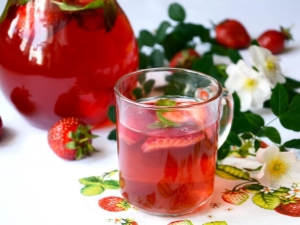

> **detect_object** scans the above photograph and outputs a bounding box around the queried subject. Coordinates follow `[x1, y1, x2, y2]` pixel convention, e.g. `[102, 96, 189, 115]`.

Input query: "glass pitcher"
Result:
[0, 0, 138, 129]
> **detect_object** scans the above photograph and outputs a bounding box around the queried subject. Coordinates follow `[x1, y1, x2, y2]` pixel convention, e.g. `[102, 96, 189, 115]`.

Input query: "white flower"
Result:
[260, 187, 274, 194]
[288, 183, 300, 198]
[256, 145, 300, 189]
[249, 45, 286, 87]
[225, 60, 271, 111]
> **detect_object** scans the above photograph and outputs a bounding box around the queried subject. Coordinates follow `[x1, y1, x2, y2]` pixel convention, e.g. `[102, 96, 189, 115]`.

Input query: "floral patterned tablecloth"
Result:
[77, 155, 300, 225]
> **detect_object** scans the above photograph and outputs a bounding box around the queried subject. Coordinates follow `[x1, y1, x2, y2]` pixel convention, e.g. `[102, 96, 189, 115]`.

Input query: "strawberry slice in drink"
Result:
[141, 127, 205, 152]
[117, 123, 143, 145]
[161, 110, 190, 124]
[160, 106, 209, 127]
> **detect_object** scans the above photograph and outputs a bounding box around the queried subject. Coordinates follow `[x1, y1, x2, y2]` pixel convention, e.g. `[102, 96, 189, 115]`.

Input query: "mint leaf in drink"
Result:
[156, 111, 179, 127]
[147, 98, 181, 128]
[155, 98, 177, 107]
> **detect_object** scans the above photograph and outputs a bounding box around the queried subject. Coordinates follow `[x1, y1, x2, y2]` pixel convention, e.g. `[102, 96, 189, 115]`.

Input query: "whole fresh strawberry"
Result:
[98, 196, 131, 212]
[274, 197, 300, 217]
[222, 190, 249, 205]
[215, 19, 251, 49]
[48, 117, 98, 160]
[257, 27, 292, 54]
[169, 49, 201, 69]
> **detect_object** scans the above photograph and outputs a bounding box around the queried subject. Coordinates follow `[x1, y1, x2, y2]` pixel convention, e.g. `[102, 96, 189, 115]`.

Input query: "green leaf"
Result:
[226, 131, 242, 146]
[139, 52, 149, 69]
[244, 113, 265, 127]
[191, 54, 214, 75]
[217, 144, 231, 160]
[52, 0, 104, 11]
[273, 187, 291, 196]
[143, 79, 155, 95]
[216, 165, 251, 180]
[270, 83, 289, 116]
[162, 32, 187, 60]
[156, 112, 179, 127]
[233, 112, 264, 133]
[137, 73, 146, 85]
[232, 92, 241, 116]
[250, 40, 260, 46]
[289, 94, 300, 113]
[79, 176, 102, 185]
[168, 3, 186, 22]
[279, 112, 300, 131]
[190, 24, 211, 43]
[284, 77, 300, 89]
[172, 23, 197, 43]
[107, 105, 116, 123]
[156, 21, 171, 44]
[227, 48, 242, 63]
[284, 139, 300, 149]
[139, 30, 156, 47]
[240, 132, 253, 140]
[101, 180, 120, 190]
[254, 139, 260, 151]
[132, 87, 143, 99]
[242, 184, 263, 194]
[209, 43, 228, 56]
[264, 126, 281, 144]
[252, 192, 281, 210]
[107, 129, 117, 141]
[149, 49, 165, 67]
[80, 184, 105, 196]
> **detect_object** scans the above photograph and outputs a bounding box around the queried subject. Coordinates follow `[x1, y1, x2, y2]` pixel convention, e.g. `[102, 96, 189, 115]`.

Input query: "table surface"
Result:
[0, 1, 300, 225]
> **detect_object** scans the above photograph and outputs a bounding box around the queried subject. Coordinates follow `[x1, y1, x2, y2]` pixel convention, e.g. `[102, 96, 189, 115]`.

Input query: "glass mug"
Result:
[114, 68, 233, 216]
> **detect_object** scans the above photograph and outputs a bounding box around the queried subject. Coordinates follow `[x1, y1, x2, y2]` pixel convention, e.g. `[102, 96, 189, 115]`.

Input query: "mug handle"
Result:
[218, 88, 234, 148]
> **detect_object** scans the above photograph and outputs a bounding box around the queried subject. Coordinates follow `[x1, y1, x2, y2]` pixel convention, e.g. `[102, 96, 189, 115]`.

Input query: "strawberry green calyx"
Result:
[149, 98, 181, 128]
[280, 26, 293, 41]
[66, 124, 98, 160]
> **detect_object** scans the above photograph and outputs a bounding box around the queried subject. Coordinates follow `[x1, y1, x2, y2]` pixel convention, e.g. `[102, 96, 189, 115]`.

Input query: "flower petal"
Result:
[256, 164, 271, 187]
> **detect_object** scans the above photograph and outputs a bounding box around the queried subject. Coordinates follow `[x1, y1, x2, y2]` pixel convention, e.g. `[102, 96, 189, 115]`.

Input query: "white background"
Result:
[0, 1, 300, 225]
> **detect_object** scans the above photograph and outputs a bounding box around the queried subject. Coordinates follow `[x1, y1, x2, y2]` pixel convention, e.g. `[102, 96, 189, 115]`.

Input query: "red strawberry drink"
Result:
[0, 0, 138, 129]
[115, 68, 233, 216]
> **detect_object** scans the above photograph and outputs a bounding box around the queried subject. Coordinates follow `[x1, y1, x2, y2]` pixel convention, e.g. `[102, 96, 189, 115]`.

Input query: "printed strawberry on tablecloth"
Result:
[77, 151, 300, 225]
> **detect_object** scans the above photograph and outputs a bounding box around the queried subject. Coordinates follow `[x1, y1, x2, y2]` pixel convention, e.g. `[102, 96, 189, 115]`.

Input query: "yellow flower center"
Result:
[267, 157, 289, 179]
[266, 57, 278, 73]
[244, 78, 258, 90]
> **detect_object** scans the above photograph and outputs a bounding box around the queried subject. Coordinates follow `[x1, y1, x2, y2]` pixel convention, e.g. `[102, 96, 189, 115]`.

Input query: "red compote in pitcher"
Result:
[0, 0, 138, 129]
